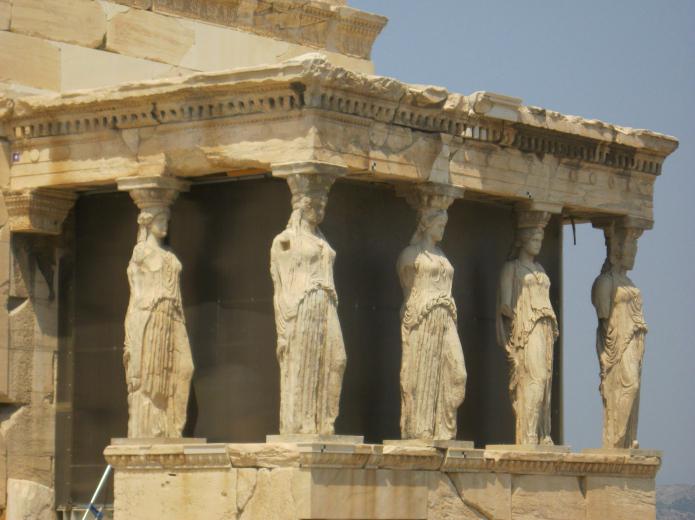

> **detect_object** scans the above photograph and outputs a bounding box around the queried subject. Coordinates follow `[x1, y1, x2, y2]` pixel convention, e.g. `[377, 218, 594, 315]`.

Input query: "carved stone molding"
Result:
[104, 442, 662, 478]
[9, 58, 675, 177]
[2, 188, 77, 235]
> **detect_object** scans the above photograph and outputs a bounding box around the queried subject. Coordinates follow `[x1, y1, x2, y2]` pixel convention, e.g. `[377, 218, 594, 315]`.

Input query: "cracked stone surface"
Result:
[428, 473, 486, 520]
[450, 472, 512, 520]
[236, 468, 257, 514]
[239, 468, 299, 520]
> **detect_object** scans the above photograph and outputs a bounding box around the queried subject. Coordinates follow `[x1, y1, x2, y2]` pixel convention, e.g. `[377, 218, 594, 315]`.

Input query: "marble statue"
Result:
[592, 223, 647, 449]
[123, 189, 194, 438]
[270, 173, 346, 435]
[496, 210, 559, 445]
[397, 188, 467, 440]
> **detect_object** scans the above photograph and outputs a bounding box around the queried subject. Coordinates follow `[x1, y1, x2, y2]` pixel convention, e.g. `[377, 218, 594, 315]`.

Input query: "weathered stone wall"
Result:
[0, 133, 10, 516]
[0, 0, 377, 95]
[0, 230, 67, 519]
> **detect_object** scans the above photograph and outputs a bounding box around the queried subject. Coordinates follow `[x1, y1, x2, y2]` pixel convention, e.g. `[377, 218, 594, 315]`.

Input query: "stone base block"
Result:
[104, 442, 661, 520]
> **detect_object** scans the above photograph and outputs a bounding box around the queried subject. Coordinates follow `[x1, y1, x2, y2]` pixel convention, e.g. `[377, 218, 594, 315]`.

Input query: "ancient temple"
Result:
[0, 1, 678, 519]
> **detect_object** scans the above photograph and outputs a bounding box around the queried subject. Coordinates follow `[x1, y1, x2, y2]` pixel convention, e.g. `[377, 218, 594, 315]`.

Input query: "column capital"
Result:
[516, 200, 563, 215]
[271, 161, 348, 179]
[2, 188, 77, 235]
[117, 176, 190, 210]
[397, 182, 464, 212]
[514, 207, 553, 230]
[592, 215, 653, 232]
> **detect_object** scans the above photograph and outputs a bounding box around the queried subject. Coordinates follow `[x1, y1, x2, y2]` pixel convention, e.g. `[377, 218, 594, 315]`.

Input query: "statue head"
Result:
[291, 191, 327, 226]
[515, 227, 544, 258]
[137, 206, 171, 243]
[286, 173, 334, 230]
[411, 208, 448, 245]
[603, 224, 642, 273]
[620, 229, 640, 270]
[510, 210, 550, 260]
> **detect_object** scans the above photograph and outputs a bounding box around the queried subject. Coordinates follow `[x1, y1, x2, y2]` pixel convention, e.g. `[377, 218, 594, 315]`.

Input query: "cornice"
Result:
[104, 442, 661, 479]
[6, 56, 678, 177]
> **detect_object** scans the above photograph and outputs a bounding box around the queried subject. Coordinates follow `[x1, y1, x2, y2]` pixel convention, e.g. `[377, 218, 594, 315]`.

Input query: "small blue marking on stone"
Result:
[12, 152, 20, 162]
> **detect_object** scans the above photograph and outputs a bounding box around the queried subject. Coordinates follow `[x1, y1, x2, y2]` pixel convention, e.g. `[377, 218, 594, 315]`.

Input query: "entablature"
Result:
[1, 55, 678, 224]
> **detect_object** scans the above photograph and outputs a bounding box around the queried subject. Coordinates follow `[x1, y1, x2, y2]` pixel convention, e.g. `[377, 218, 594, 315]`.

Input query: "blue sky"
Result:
[350, 0, 695, 485]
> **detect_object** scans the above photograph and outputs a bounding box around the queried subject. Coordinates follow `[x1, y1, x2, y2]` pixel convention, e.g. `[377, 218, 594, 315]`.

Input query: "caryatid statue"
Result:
[496, 209, 559, 445]
[270, 166, 346, 435]
[592, 220, 647, 449]
[118, 177, 193, 438]
[397, 184, 467, 441]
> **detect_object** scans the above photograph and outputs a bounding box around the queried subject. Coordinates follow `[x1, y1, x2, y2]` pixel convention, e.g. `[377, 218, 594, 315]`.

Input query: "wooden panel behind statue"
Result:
[497, 210, 558, 445]
[124, 191, 193, 438]
[592, 223, 646, 449]
[397, 186, 466, 441]
[270, 173, 346, 435]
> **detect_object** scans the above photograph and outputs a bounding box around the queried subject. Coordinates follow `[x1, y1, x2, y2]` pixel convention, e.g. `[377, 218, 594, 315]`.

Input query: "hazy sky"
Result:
[350, 0, 695, 485]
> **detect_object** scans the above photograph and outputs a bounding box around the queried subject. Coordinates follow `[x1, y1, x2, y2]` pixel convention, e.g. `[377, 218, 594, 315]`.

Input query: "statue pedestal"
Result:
[486, 443, 571, 453]
[384, 439, 474, 450]
[266, 434, 364, 444]
[111, 437, 206, 445]
[582, 447, 663, 458]
[104, 441, 661, 520]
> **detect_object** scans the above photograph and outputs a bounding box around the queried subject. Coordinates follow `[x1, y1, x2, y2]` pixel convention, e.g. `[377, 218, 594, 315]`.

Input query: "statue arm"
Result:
[496, 261, 515, 348]
[396, 246, 418, 306]
[498, 261, 515, 319]
[591, 274, 612, 365]
[591, 275, 612, 321]
[270, 234, 293, 358]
